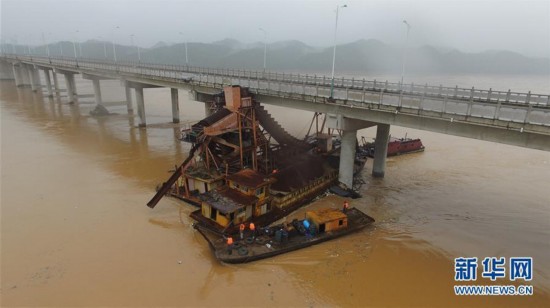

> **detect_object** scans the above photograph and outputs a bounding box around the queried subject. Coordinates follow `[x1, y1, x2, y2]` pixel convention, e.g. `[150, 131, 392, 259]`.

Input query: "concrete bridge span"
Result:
[1, 54, 549, 188]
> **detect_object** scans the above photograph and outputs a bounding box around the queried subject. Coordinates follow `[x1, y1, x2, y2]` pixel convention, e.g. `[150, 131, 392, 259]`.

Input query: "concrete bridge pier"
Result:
[19, 64, 32, 87]
[65, 73, 77, 103]
[205, 103, 214, 117]
[125, 84, 133, 113]
[171, 88, 180, 123]
[339, 129, 358, 188]
[52, 71, 60, 96]
[29, 66, 41, 92]
[12, 64, 25, 87]
[42, 69, 54, 97]
[372, 124, 390, 178]
[135, 86, 146, 127]
[0, 61, 15, 80]
[125, 81, 162, 127]
[28, 69, 37, 91]
[56, 70, 78, 103]
[191, 90, 216, 117]
[82, 74, 106, 107]
[327, 114, 376, 188]
[23, 64, 34, 90]
[92, 79, 103, 105]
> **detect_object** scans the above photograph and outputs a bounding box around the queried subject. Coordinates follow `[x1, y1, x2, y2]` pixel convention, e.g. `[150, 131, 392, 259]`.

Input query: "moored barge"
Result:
[194, 207, 375, 264]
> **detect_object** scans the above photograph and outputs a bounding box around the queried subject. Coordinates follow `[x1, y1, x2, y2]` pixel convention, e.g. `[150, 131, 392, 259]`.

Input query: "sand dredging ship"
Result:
[147, 86, 369, 235]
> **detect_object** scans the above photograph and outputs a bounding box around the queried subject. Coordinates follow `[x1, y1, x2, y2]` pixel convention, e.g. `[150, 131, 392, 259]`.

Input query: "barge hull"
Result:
[195, 208, 375, 264]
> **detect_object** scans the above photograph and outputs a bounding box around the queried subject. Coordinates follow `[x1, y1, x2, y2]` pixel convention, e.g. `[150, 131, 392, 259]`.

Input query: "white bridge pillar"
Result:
[64, 73, 77, 103]
[0, 61, 15, 80]
[372, 124, 390, 178]
[339, 129, 358, 188]
[12, 64, 24, 87]
[83, 73, 116, 108]
[326, 114, 376, 188]
[171, 88, 180, 123]
[55, 69, 79, 103]
[29, 66, 41, 92]
[92, 78, 103, 105]
[52, 71, 60, 96]
[43, 69, 54, 97]
[125, 84, 133, 113]
[20, 65, 32, 87]
[205, 102, 214, 117]
[124, 81, 162, 127]
[135, 86, 146, 127]
[190, 90, 216, 117]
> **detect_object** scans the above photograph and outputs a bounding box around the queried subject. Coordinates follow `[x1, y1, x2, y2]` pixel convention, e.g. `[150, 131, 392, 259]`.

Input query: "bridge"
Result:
[1, 54, 549, 188]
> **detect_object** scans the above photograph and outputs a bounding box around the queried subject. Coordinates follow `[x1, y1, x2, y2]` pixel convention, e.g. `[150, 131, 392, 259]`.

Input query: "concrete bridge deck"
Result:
[1, 54, 549, 187]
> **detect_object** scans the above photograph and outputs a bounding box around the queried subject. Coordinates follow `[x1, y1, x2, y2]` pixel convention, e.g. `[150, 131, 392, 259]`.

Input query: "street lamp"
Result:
[130, 34, 141, 62]
[179, 32, 189, 65]
[25, 34, 32, 55]
[112, 26, 120, 62]
[0, 37, 7, 55]
[75, 30, 83, 58]
[259, 27, 267, 72]
[330, 4, 347, 98]
[11, 37, 17, 54]
[401, 20, 411, 87]
[97, 36, 107, 59]
[42, 32, 50, 57]
[72, 33, 78, 59]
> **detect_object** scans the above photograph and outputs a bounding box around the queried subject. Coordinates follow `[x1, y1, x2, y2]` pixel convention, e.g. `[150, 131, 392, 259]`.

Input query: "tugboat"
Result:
[147, 86, 367, 235]
[361, 135, 425, 157]
[194, 206, 375, 264]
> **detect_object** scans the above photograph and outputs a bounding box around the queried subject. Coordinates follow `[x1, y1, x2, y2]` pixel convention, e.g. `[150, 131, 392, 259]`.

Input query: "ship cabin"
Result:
[183, 167, 225, 195]
[200, 169, 275, 227]
[305, 208, 348, 233]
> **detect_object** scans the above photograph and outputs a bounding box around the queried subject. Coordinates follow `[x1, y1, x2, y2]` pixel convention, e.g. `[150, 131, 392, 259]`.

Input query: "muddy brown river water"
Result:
[1, 75, 549, 306]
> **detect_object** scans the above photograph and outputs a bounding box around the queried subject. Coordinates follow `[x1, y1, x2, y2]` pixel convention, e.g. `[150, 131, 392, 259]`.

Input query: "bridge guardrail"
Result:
[4, 54, 548, 106]
[2, 54, 549, 128]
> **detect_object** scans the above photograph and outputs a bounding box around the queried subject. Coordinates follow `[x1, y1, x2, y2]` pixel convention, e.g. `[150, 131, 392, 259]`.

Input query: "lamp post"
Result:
[97, 36, 107, 59]
[75, 30, 82, 58]
[259, 27, 267, 73]
[0, 37, 6, 55]
[42, 32, 50, 57]
[179, 32, 189, 65]
[401, 20, 411, 88]
[72, 33, 78, 59]
[11, 37, 17, 54]
[112, 26, 120, 63]
[330, 4, 347, 98]
[25, 34, 32, 55]
[130, 34, 141, 62]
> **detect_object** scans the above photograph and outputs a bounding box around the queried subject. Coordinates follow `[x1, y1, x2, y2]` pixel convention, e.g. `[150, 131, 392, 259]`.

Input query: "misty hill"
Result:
[212, 38, 247, 50]
[8, 39, 549, 75]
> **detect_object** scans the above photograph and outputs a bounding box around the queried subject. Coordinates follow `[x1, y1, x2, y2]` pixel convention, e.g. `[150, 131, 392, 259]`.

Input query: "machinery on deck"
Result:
[147, 86, 366, 235]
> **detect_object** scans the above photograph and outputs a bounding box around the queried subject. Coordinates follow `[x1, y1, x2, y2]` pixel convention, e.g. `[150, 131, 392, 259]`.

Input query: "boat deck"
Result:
[194, 207, 375, 264]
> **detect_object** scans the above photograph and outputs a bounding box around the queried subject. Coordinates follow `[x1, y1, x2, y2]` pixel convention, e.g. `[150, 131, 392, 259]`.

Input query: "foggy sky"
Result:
[1, 0, 549, 58]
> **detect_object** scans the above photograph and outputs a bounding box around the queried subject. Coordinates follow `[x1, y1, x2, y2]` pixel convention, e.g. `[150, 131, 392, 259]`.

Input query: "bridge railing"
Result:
[5, 54, 548, 106]
[3, 54, 550, 123]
